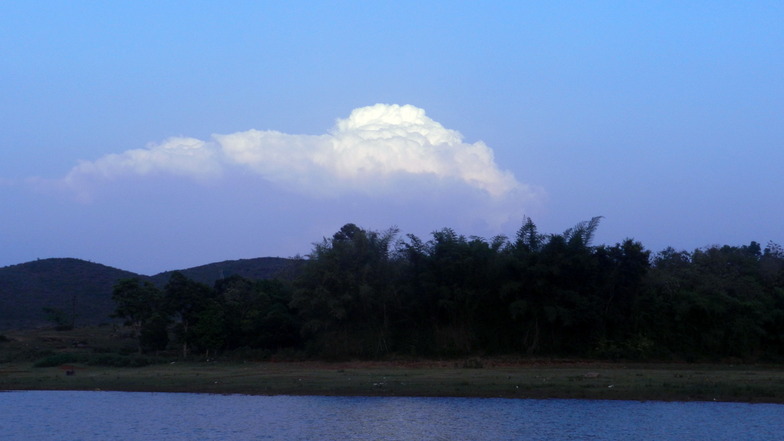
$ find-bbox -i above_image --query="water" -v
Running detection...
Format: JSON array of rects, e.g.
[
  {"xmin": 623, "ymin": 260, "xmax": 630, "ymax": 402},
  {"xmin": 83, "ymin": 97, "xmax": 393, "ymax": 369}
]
[{"xmin": 2, "ymin": 391, "xmax": 783, "ymax": 440}]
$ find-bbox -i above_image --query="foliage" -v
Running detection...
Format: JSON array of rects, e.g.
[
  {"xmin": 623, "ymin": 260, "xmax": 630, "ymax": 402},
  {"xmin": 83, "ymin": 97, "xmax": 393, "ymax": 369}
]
[
  {"xmin": 289, "ymin": 220, "xmax": 784, "ymax": 361},
  {"xmin": 101, "ymin": 219, "xmax": 784, "ymax": 362},
  {"xmin": 291, "ymin": 224, "xmax": 400, "ymax": 357},
  {"xmin": 86, "ymin": 353, "xmax": 157, "ymax": 367},
  {"xmin": 165, "ymin": 272, "xmax": 215, "ymax": 357},
  {"xmin": 0, "ymin": 257, "xmax": 300, "ymax": 331},
  {"xmin": 139, "ymin": 312, "xmax": 170, "ymax": 352},
  {"xmin": 108, "ymin": 271, "xmax": 302, "ymax": 358},
  {"xmin": 42, "ymin": 306, "xmax": 74, "ymax": 331},
  {"xmin": 33, "ymin": 352, "xmax": 158, "ymax": 368},
  {"xmin": 33, "ymin": 353, "xmax": 85, "ymax": 367},
  {"xmin": 111, "ymin": 278, "xmax": 167, "ymax": 353}
]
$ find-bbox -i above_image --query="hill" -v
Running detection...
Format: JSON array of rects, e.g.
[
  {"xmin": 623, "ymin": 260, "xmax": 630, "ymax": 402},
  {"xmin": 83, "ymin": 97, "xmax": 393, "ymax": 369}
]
[
  {"xmin": 0, "ymin": 257, "xmax": 303, "ymax": 331},
  {"xmin": 150, "ymin": 257, "xmax": 302, "ymax": 287},
  {"xmin": 0, "ymin": 258, "xmax": 139, "ymax": 330}
]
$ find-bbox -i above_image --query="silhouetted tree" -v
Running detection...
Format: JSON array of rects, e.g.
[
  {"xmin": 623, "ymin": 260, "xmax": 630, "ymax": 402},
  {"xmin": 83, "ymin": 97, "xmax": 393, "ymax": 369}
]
[
  {"xmin": 165, "ymin": 272, "xmax": 215, "ymax": 358},
  {"xmin": 292, "ymin": 224, "xmax": 400, "ymax": 357},
  {"xmin": 112, "ymin": 278, "xmax": 165, "ymax": 353}
]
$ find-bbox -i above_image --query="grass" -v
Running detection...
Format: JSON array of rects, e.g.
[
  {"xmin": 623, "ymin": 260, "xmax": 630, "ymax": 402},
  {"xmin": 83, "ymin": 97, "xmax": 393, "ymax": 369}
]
[{"xmin": 2, "ymin": 327, "xmax": 784, "ymax": 403}]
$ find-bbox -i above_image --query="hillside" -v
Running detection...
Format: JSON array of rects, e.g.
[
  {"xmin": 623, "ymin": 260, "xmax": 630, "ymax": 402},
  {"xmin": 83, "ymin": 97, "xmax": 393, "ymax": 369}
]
[
  {"xmin": 0, "ymin": 258, "xmax": 139, "ymax": 330},
  {"xmin": 150, "ymin": 257, "xmax": 302, "ymax": 287},
  {"xmin": 0, "ymin": 257, "xmax": 302, "ymax": 331}
]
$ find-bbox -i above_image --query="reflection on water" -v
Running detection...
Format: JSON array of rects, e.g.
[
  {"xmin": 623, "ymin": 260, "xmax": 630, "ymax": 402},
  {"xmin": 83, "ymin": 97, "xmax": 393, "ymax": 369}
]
[{"xmin": 2, "ymin": 391, "xmax": 783, "ymax": 441}]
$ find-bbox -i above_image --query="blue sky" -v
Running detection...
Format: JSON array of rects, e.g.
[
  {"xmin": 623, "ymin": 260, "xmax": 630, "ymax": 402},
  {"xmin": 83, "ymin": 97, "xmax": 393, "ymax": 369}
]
[{"xmin": 2, "ymin": 2, "xmax": 782, "ymax": 275}]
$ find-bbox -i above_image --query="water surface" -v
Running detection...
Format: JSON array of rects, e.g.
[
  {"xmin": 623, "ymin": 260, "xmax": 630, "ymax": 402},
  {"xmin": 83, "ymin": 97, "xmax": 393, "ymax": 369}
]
[{"xmin": 2, "ymin": 391, "xmax": 782, "ymax": 441}]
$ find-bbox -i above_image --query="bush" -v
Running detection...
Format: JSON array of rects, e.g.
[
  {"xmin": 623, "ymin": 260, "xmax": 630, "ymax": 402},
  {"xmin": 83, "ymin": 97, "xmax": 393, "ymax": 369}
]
[
  {"xmin": 34, "ymin": 352, "xmax": 161, "ymax": 368},
  {"xmin": 118, "ymin": 345, "xmax": 139, "ymax": 356},
  {"xmin": 226, "ymin": 347, "xmax": 272, "ymax": 362},
  {"xmin": 87, "ymin": 354, "xmax": 154, "ymax": 367},
  {"xmin": 33, "ymin": 353, "xmax": 84, "ymax": 367},
  {"xmin": 270, "ymin": 348, "xmax": 306, "ymax": 362},
  {"xmin": 595, "ymin": 335, "xmax": 656, "ymax": 361},
  {"xmin": 15, "ymin": 348, "xmax": 54, "ymax": 362}
]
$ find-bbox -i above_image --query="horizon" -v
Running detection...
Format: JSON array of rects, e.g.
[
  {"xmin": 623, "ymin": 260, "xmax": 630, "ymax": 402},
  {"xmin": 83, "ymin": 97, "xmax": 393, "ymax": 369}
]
[{"xmin": 2, "ymin": 222, "xmax": 776, "ymax": 278}]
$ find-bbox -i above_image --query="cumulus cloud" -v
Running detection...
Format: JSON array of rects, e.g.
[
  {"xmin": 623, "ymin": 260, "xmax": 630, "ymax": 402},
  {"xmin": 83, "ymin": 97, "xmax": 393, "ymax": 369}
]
[
  {"xmin": 65, "ymin": 136, "xmax": 221, "ymax": 182},
  {"xmin": 59, "ymin": 104, "xmax": 535, "ymax": 208}
]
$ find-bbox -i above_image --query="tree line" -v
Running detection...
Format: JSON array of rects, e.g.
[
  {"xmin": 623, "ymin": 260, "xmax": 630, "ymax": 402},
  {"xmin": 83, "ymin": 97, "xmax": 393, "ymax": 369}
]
[{"xmin": 112, "ymin": 218, "xmax": 784, "ymax": 361}]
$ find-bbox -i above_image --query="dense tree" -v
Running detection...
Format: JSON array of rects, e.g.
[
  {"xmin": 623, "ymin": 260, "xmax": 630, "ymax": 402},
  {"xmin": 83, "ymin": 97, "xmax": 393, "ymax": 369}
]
[
  {"xmin": 111, "ymin": 278, "xmax": 166, "ymax": 353},
  {"xmin": 289, "ymin": 220, "xmax": 784, "ymax": 360},
  {"xmin": 189, "ymin": 299, "xmax": 227, "ymax": 358},
  {"xmin": 416, "ymin": 229, "xmax": 507, "ymax": 354},
  {"xmin": 109, "ymin": 220, "xmax": 784, "ymax": 362},
  {"xmin": 502, "ymin": 218, "xmax": 606, "ymax": 355},
  {"xmin": 215, "ymin": 275, "xmax": 300, "ymax": 351},
  {"xmin": 592, "ymin": 239, "xmax": 651, "ymax": 358},
  {"xmin": 641, "ymin": 242, "xmax": 784, "ymax": 360},
  {"xmin": 139, "ymin": 312, "xmax": 170, "ymax": 352},
  {"xmin": 291, "ymin": 223, "xmax": 401, "ymax": 357},
  {"xmin": 164, "ymin": 272, "xmax": 215, "ymax": 358}
]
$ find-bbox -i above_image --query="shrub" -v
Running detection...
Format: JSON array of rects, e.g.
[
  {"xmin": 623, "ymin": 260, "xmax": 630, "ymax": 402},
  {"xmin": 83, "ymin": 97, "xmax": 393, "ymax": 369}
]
[
  {"xmin": 33, "ymin": 353, "xmax": 84, "ymax": 367},
  {"xmin": 227, "ymin": 347, "xmax": 271, "ymax": 362},
  {"xmin": 87, "ymin": 354, "xmax": 153, "ymax": 367}
]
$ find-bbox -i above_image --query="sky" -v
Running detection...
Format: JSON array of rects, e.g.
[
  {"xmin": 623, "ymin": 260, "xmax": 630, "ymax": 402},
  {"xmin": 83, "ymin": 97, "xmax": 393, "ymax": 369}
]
[{"xmin": 1, "ymin": 2, "xmax": 782, "ymax": 275}]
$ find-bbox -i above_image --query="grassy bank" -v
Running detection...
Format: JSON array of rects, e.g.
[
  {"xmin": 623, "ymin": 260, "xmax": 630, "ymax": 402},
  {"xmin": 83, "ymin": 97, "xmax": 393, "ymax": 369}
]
[
  {"xmin": 3, "ymin": 359, "xmax": 784, "ymax": 403},
  {"xmin": 2, "ymin": 327, "xmax": 784, "ymax": 403}
]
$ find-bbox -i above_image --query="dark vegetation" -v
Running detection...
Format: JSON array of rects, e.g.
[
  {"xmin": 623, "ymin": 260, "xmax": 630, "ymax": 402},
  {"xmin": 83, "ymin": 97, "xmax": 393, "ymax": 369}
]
[
  {"xmin": 2, "ymin": 218, "xmax": 782, "ymax": 365},
  {"xmin": 0, "ymin": 258, "xmax": 137, "ymax": 330},
  {"xmin": 0, "ymin": 257, "xmax": 297, "ymax": 330},
  {"xmin": 149, "ymin": 257, "xmax": 302, "ymax": 287},
  {"xmin": 104, "ymin": 218, "xmax": 784, "ymax": 363}
]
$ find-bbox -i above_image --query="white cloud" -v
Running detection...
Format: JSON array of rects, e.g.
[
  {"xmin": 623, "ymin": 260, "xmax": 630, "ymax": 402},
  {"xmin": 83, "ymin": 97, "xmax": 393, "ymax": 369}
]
[
  {"xmin": 57, "ymin": 104, "xmax": 538, "ymax": 213},
  {"xmin": 65, "ymin": 137, "xmax": 221, "ymax": 182}
]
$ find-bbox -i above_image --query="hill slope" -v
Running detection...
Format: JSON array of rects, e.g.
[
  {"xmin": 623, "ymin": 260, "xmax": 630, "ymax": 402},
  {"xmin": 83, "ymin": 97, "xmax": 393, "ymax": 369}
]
[
  {"xmin": 0, "ymin": 257, "xmax": 303, "ymax": 331},
  {"xmin": 150, "ymin": 257, "xmax": 302, "ymax": 287},
  {"xmin": 0, "ymin": 258, "xmax": 139, "ymax": 330}
]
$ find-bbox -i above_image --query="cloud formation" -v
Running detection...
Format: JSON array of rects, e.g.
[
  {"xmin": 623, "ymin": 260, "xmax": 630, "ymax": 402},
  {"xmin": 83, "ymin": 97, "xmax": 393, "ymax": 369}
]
[
  {"xmin": 66, "ymin": 137, "xmax": 221, "ymax": 181},
  {"xmin": 62, "ymin": 104, "xmax": 527, "ymax": 201}
]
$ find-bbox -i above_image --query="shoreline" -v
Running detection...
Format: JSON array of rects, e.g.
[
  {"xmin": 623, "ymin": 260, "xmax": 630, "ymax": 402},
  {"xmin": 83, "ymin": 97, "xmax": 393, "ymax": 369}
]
[{"xmin": 3, "ymin": 360, "xmax": 784, "ymax": 404}]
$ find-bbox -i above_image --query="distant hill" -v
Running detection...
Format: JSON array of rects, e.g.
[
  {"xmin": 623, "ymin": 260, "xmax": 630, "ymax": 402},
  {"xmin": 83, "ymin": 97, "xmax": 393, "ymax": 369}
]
[
  {"xmin": 0, "ymin": 257, "xmax": 303, "ymax": 331},
  {"xmin": 0, "ymin": 258, "xmax": 139, "ymax": 330},
  {"xmin": 149, "ymin": 257, "xmax": 302, "ymax": 287}
]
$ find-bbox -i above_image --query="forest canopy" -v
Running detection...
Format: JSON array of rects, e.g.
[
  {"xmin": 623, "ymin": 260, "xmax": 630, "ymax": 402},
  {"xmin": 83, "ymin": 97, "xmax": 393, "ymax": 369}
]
[{"xmin": 113, "ymin": 218, "xmax": 784, "ymax": 361}]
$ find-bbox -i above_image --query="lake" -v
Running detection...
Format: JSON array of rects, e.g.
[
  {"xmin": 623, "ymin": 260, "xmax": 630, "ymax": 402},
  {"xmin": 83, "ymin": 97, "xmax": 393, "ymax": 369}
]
[{"xmin": 2, "ymin": 391, "xmax": 783, "ymax": 440}]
